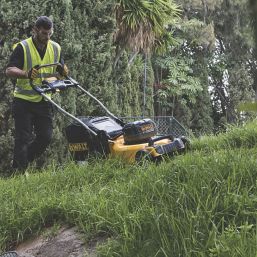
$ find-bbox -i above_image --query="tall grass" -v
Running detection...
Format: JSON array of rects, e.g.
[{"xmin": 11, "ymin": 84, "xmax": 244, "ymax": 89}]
[
  {"xmin": 1, "ymin": 121, "xmax": 257, "ymax": 256},
  {"xmin": 190, "ymin": 121, "xmax": 257, "ymax": 152}
]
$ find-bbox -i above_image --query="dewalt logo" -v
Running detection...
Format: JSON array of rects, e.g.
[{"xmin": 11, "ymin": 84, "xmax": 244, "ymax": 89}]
[
  {"xmin": 69, "ymin": 143, "xmax": 88, "ymax": 151},
  {"xmin": 141, "ymin": 124, "xmax": 155, "ymax": 133}
]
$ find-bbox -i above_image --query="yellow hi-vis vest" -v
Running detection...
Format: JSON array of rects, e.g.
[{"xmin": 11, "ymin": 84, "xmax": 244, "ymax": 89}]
[{"xmin": 14, "ymin": 37, "xmax": 61, "ymax": 102}]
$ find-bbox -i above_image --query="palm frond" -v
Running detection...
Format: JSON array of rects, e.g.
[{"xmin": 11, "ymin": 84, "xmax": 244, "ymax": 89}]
[{"xmin": 114, "ymin": 0, "xmax": 181, "ymax": 53}]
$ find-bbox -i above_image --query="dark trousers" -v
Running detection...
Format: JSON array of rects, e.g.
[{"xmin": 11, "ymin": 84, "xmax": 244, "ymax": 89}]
[{"xmin": 12, "ymin": 97, "xmax": 53, "ymax": 170}]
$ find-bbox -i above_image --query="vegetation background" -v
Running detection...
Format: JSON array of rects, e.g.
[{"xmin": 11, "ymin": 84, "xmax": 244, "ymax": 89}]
[{"xmin": 0, "ymin": 0, "xmax": 256, "ymax": 171}]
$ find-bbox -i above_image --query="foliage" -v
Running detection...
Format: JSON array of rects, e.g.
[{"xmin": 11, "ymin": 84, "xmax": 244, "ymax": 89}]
[
  {"xmin": 114, "ymin": 0, "xmax": 180, "ymax": 52},
  {"xmin": 152, "ymin": 0, "xmax": 255, "ymax": 134},
  {"xmin": 207, "ymin": 0, "xmax": 255, "ymax": 126},
  {"xmin": 156, "ymin": 56, "xmax": 202, "ymax": 106},
  {"xmin": 152, "ymin": 14, "xmax": 215, "ymax": 133}
]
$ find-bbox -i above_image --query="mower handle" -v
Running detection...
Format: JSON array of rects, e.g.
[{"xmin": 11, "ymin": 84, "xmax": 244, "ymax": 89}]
[
  {"xmin": 29, "ymin": 63, "xmax": 123, "ymax": 125},
  {"xmin": 32, "ymin": 77, "xmax": 79, "ymax": 94},
  {"xmin": 34, "ymin": 62, "xmax": 61, "ymax": 70},
  {"xmin": 29, "ymin": 62, "xmax": 67, "ymax": 91}
]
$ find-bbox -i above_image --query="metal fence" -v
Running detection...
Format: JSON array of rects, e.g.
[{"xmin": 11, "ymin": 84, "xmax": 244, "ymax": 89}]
[
  {"xmin": 120, "ymin": 116, "xmax": 188, "ymax": 137},
  {"xmin": 0, "ymin": 252, "xmax": 18, "ymax": 257}
]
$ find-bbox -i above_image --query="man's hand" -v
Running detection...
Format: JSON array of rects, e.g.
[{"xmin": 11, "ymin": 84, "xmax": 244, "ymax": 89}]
[
  {"xmin": 27, "ymin": 67, "xmax": 39, "ymax": 80},
  {"xmin": 56, "ymin": 64, "xmax": 69, "ymax": 77}
]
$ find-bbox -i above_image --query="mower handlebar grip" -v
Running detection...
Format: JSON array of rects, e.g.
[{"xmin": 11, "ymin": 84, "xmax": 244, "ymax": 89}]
[
  {"xmin": 29, "ymin": 62, "xmax": 64, "ymax": 89},
  {"xmin": 28, "ymin": 63, "xmax": 79, "ymax": 94},
  {"xmin": 33, "ymin": 79, "xmax": 78, "ymax": 94}
]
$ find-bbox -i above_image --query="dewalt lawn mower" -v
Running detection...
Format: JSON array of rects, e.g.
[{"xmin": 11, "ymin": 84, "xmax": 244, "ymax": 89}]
[{"xmin": 30, "ymin": 63, "xmax": 188, "ymax": 164}]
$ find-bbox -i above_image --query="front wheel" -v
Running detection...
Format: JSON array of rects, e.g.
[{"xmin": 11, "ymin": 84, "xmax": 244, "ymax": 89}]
[
  {"xmin": 180, "ymin": 136, "xmax": 190, "ymax": 151},
  {"xmin": 135, "ymin": 150, "xmax": 153, "ymax": 164}
]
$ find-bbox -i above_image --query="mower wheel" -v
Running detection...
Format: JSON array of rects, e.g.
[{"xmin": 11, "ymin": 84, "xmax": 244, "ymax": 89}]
[
  {"xmin": 180, "ymin": 136, "xmax": 190, "ymax": 151},
  {"xmin": 135, "ymin": 150, "xmax": 153, "ymax": 164}
]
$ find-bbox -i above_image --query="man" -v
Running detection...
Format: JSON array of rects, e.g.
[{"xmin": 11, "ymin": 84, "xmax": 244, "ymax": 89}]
[{"xmin": 6, "ymin": 16, "xmax": 68, "ymax": 171}]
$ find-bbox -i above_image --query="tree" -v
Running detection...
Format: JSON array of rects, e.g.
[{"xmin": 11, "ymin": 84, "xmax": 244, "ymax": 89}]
[
  {"xmin": 113, "ymin": 0, "xmax": 180, "ymax": 67},
  {"xmin": 249, "ymin": 0, "xmax": 257, "ymax": 99},
  {"xmin": 152, "ymin": 11, "xmax": 215, "ymax": 133},
  {"xmin": 176, "ymin": 0, "xmax": 255, "ymax": 130},
  {"xmin": 208, "ymin": 0, "xmax": 254, "ymax": 127}
]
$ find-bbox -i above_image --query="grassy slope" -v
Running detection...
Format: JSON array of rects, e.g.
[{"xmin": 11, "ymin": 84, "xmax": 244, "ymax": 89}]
[{"xmin": 1, "ymin": 121, "xmax": 257, "ymax": 256}]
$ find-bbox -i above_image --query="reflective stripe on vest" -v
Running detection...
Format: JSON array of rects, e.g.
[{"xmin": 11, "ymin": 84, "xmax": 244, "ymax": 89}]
[{"xmin": 14, "ymin": 37, "xmax": 61, "ymax": 102}]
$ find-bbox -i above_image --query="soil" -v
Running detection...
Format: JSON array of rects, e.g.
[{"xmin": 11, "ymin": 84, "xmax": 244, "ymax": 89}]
[{"xmin": 15, "ymin": 226, "xmax": 107, "ymax": 257}]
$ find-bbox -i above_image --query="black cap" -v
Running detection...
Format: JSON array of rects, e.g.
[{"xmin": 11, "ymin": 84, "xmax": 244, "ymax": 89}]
[{"xmin": 35, "ymin": 16, "xmax": 53, "ymax": 30}]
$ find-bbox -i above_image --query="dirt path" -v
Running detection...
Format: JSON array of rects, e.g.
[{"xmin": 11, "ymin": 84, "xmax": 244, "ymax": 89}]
[{"xmin": 15, "ymin": 226, "xmax": 103, "ymax": 257}]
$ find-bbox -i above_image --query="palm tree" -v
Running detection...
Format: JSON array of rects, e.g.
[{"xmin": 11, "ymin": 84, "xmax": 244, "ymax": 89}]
[{"xmin": 113, "ymin": 0, "xmax": 180, "ymax": 67}]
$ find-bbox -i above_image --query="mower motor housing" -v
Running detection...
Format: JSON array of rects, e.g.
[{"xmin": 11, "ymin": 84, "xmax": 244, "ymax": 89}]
[{"xmin": 123, "ymin": 119, "xmax": 157, "ymax": 144}]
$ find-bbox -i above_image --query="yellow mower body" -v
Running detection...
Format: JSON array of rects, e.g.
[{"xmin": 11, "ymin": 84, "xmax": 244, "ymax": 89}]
[{"xmin": 109, "ymin": 135, "xmax": 170, "ymax": 163}]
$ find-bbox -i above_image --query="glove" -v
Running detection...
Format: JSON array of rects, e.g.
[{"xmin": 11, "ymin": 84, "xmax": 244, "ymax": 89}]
[
  {"xmin": 27, "ymin": 67, "xmax": 39, "ymax": 80},
  {"xmin": 56, "ymin": 64, "xmax": 69, "ymax": 77}
]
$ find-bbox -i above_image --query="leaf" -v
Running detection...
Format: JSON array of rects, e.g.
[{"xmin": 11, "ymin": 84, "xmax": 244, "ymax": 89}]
[{"xmin": 237, "ymin": 102, "xmax": 257, "ymax": 112}]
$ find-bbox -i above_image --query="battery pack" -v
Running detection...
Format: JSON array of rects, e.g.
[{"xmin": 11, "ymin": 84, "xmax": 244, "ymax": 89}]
[{"xmin": 123, "ymin": 119, "xmax": 157, "ymax": 144}]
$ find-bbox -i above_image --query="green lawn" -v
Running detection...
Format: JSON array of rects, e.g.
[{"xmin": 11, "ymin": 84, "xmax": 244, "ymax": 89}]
[{"xmin": 1, "ymin": 121, "xmax": 257, "ymax": 256}]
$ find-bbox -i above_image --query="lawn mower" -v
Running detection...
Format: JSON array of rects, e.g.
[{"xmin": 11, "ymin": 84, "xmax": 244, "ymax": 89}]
[{"xmin": 30, "ymin": 63, "xmax": 188, "ymax": 164}]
